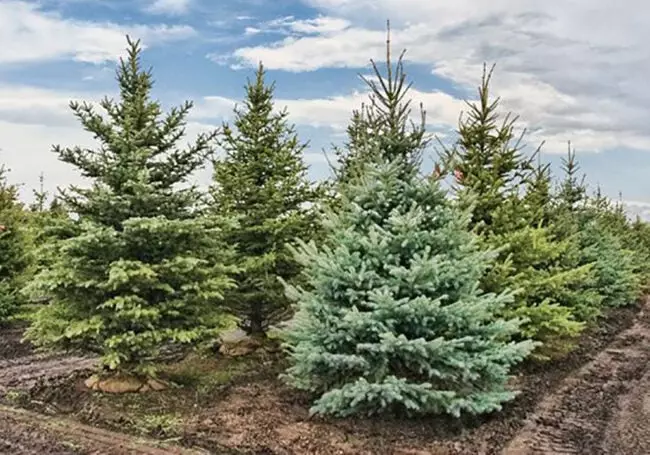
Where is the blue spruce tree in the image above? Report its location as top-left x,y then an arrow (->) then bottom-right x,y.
279,33 -> 535,418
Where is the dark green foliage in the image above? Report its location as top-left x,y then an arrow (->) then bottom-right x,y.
24,37 -> 237,376
438,64 -> 535,234
281,159 -> 535,418
210,63 -> 322,335
0,165 -> 30,324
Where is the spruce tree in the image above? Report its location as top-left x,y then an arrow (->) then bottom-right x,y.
333,25 -> 428,187
24,37 -> 237,378
210,63 -> 321,336
438,64 -> 535,234
281,157 -> 534,418
552,148 -> 642,308
280,43 -> 534,418
0,165 -> 30,325
440,66 -> 599,358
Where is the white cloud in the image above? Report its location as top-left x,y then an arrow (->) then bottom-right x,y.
0,84 -> 218,201
145,0 -> 192,15
191,86 -> 464,133
0,1 -> 195,65
622,200 -> 650,221
228,2 -> 650,154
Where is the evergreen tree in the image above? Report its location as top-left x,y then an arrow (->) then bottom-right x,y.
280,46 -> 534,418
553,150 -> 641,309
438,64 -> 535,234
211,63 -> 321,336
333,24 -> 428,187
522,155 -> 553,226
281,158 -> 535,418
24,37 -> 237,378
0,165 -> 30,324
21,175 -> 70,311
556,143 -> 588,212
30,173 -> 48,213
440,66 -> 600,358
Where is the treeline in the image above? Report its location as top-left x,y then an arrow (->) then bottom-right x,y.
1,35 -> 649,418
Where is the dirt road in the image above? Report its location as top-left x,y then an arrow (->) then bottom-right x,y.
503,298 -> 650,455
0,329 -> 212,455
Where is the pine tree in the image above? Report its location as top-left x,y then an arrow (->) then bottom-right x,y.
522,155 -> 553,226
0,165 -> 30,325
556,143 -> 588,212
211,63 -> 321,336
281,158 -> 535,418
553,150 -> 641,309
24,37 -> 237,379
441,66 -> 600,358
21,174 -> 70,311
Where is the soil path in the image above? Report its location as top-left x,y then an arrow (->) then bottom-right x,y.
0,330 -> 214,454
0,353 -> 97,392
0,404 -> 210,455
503,297 -> 650,455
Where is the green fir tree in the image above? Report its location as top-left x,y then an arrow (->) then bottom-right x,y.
333,24 -> 428,188
280,47 -> 534,417
211,63 -> 321,336
24,37 -> 237,378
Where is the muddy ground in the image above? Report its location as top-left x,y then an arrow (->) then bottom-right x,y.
0,299 -> 649,454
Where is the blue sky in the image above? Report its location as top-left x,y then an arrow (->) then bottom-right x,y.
1,0 -> 650,217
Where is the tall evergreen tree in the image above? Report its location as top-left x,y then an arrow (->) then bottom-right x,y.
438,64 -> 535,234
440,66 -> 600,359
281,158 -> 534,417
280,43 -> 534,418
211,63 -> 321,336
554,156 -> 642,309
24,37 -> 237,379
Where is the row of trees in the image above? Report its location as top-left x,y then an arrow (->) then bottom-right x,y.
1,36 -> 649,418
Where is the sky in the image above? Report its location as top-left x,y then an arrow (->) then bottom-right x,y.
1,0 -> 650,218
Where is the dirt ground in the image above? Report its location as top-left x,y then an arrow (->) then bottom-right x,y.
0,298 -> 649,454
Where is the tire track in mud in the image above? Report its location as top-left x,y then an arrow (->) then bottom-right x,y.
0,405 -> 210,455
0,341 -> 212,454
0,353 -> 97,392
503,298 -> 650,455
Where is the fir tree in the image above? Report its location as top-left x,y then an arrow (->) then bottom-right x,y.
280,46 -> 534,417
522,154 -> 553,226
24,37 -> 237,378
553,151 -> 641,309
0,165 -> 30,324
556,143 -> 588,212
211,63 -> 321,336
30,173 -> 48,213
